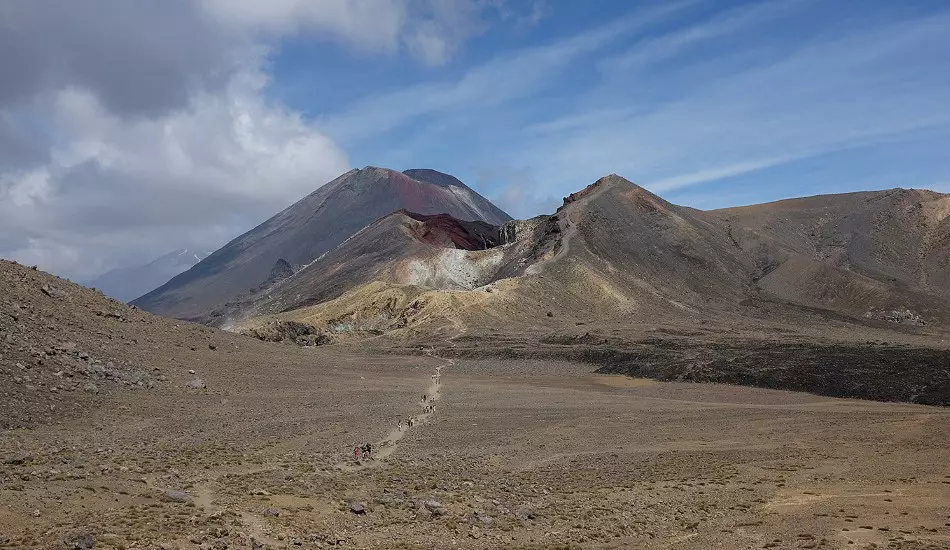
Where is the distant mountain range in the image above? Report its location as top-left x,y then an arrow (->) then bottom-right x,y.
86,248 -> 209,302
128,166 -> 950,340
200,173 -> 950,337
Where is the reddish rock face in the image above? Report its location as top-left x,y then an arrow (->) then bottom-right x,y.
403,211 -> 501,251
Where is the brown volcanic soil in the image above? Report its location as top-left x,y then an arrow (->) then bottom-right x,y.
3,261 -> 950,549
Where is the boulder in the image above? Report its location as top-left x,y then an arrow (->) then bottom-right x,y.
424,499 -> 446,516
162,490 -> 190,503
64,532 -> 95,549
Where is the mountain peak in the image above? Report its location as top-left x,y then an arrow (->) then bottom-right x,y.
402,168 -> 465,189
560,173 -> 636,209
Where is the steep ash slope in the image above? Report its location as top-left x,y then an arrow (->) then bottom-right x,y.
710,188 -> 950,323
543,175 -> 752,311
402,168 -> 511,224
133,167 -> 511,320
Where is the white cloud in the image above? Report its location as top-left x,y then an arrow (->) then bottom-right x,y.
198,0 -> 538,66
647,157 -> 798,193
1,168 -> 53,207
323,1 -> 695,141
198,0 -> 407,52
0,60 -> 350,280
600,0 -> 809,75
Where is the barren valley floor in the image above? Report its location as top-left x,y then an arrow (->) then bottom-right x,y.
2,348 -> 950,549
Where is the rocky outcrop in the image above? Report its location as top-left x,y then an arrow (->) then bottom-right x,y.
240,320 -> 331,347
267,258 -> 294,281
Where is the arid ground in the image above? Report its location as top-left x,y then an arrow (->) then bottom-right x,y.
3,345 -> 949,549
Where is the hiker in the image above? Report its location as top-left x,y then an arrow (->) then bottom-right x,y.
422,394 -> 427,402
353,446 -> 360,461
365,442 -> 373,459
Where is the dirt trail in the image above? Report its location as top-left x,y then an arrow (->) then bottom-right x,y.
346,316 -> 467,467
339,357 -> 451,469
528,181 -> 609,275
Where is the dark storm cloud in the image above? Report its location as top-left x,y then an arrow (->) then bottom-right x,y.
0,1 -> 235,117
0,113 -> 48,168
41,161 -> 290,233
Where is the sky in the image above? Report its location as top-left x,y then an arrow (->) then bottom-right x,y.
1,0 -> 948,281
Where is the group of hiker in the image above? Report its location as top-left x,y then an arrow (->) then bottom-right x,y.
352,369 -> 443,463
421,392 -> 437,414
354,442 -> 373,461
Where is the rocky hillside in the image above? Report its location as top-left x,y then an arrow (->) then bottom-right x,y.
709,188 -> 950,323
0,259 -> 254,429
132,167 -> 511,320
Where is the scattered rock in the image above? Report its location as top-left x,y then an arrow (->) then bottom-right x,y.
263,507 -> 281,517
82,383 -> 99,394
424,499 -> 446,516
4,453 -> 32,465
188,377 -> 206,389
162,490 -> 191,503
241,320 -> 331,347
40,284 -> 67,299
885,308 -> 925,326
63,532 -> 95,549
349,502 -> 366,515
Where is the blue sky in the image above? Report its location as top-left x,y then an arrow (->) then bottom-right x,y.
1,0 -> 948,279
270,0 -> 950,216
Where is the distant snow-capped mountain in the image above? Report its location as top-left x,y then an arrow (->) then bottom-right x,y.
85,248 -> 209,302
